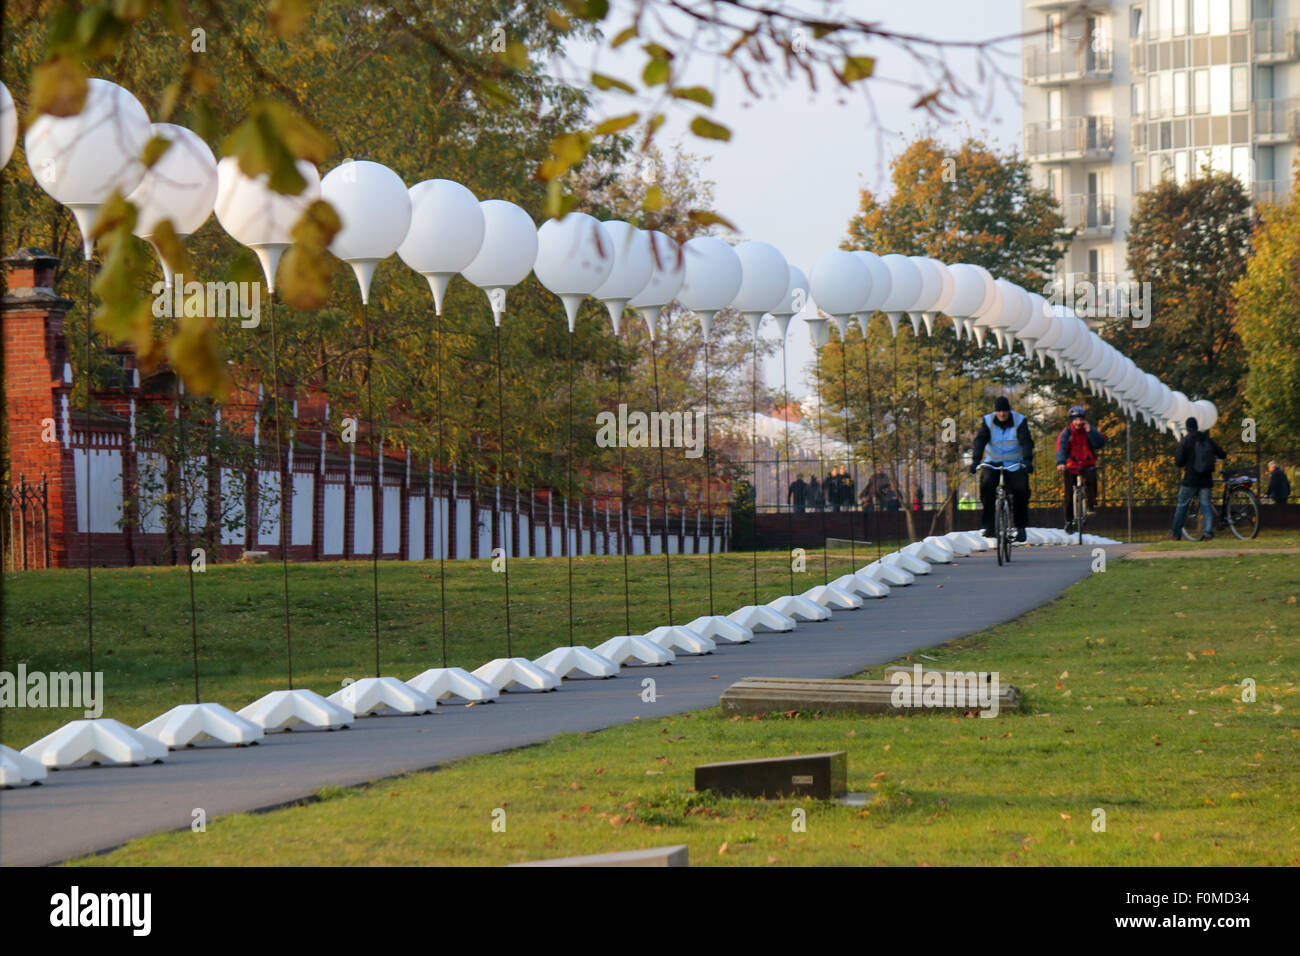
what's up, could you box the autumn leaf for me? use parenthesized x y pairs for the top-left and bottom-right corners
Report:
(149, 219), (192, 280)
(611, 25), (638, 48)
(591, 72), (635, 93)
(594, 113), (639, 135)
(29, 55), (88, 118)
(843, 56), (876, 83)
(279, 244), (334, 310)
(291, 200), (342, 248)
(142, 134), (173, 169)
(687, 209), (737, 231)
(689, 116), (731, 141)
(642, 58), (670, 87)
(269, 0), (313, 38)
(671, 86), (714, 107)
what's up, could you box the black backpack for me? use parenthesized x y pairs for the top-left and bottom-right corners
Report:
(1191, 433), (1216, 475)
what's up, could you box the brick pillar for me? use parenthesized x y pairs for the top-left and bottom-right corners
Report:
(3, 248), (75, 567)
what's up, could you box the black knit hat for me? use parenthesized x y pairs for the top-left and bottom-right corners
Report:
(994, 396), (1012, 412)
(1186, 417), (1198, 432)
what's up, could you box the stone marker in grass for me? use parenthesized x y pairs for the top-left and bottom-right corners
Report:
(509, 845), (689, 867)
(720, 674), (1022, 717)
(695, 751), (847, 800)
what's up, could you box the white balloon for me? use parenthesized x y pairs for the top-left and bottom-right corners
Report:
(214, 156), (321, 291)
(593, 221), (654, 332)
(533, 212), (614, 331)
(879, 253), (922, 336)
(732, 240), (789, 334)
(852, 250), (892, 316)
(130, 124), (217, 239)
(0, 81), (17, 170)
(769, 265), (809, 340)
(397, 179), (485, 314)
(907, 257), (945, 335)
(675, 236), (742, 337)
(946, 264), (996, 344)
(320, 160), (412, 304)
(1191, 399), (1218, 431)
(810, 250), (870, 322)
(25, 79), (152, 257)
(461, 199), (538, 324)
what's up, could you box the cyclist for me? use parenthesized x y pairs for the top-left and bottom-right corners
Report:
(969, 395), (1034, 542)
(1170, 416), (1226, 540)
(1056, 405), (1107, 533)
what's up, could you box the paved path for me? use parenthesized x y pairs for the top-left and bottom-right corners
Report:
(0, 543), (1135, 866)
(1129, 546), (1300, 559)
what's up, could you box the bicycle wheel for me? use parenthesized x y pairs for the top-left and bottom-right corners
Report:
(1182, 497), (1204, 541)
(1074, 481), (1086, 545)
(1225, 488), (1260, 539)
(995, 492), (1006, 566)
(1000, 495), (1013, 564)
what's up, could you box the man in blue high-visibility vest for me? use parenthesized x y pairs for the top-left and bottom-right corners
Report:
(969, 395), (1035, 541)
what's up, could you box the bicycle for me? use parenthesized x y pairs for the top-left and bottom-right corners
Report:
(1067, 470), (1088, 545)
(1182, 474), (1261, 541)
(978, 462), (1017, 566)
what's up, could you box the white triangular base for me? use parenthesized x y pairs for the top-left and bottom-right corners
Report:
(138, 703), (264, 749)
(767, 594), (832, 621)
(643, 625), (716, 656)
(327, 677), (439, 716)
(593, 636), (676, 666)
(728, 605), (796, 632)
(860, 560), (914, 586)
(1, 745), (49, 787)
(685, 615), (753, 644)
(406, 667), (499, 702)
(21, 719), (167, 769)
(533, 646), (620, 679)
(882, 551), (931, 575)
(941, 532), (973, 555)
(958, 531), (990, 551)
(919, 537), (957, 561)
(903, 539), (950, 563)
(238, 689), (352, 732)
(831, 572), (890, 599)
(802, 584), (863, 609)
(471, 658), (561, 692)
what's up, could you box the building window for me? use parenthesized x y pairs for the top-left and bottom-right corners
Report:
(1175, 149), (1190, 183)
(1210, 63), (1230, 114)
(1231, 64), (1248, 111)
(1132, 6), (1145, 38)
(1133, 161), (1148, 192)
(1232, 145), (1252, 184)
(1133, 82), (1147, 115)
(1174, 0), (1188, 35)
(1174, 70), (1189, 114)
(1193, 68), (1210, 113)
(1231, 0), (1249, 30)
(1047, 12), (1063, 51)
(1192, 0), (1210, 34)
(1210, 0), (1231, 35)
(1048, 89), (1063, 129)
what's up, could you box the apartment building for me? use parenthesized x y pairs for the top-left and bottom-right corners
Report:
(1023, 0), (1300, 286)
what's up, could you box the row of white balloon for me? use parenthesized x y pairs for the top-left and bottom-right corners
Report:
(10, 78), (1215, 435)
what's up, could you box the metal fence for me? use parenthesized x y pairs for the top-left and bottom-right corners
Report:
(2, 474), (51, 570)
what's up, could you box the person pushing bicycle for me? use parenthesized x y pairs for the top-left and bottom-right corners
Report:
(969, 395), (1034, 542)
(1056, 405), (1106, 534)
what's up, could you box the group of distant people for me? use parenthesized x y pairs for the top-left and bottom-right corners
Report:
(786, 468), (917, 514)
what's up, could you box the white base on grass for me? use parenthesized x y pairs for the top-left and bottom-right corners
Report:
(406, 667), (499, 702)
(861, 559), (915, 586)
(643, 625), (716, 655)
(801, 584), (863, 610)
(831, 572), (890, 599)
(471, 658), (562, 692)
(684, 615), (754, 644)
(238, 689), (352, 732)
(327, 677), (440, 717)
(593, 636), (676, 666)
(138, 703), (264, 749)
(0, 745), (48, 787)
(21, 719), (167, 769)
(728, 605), (797, 632)
(767, 594), (831, 621)
(533, 646), (620, 679)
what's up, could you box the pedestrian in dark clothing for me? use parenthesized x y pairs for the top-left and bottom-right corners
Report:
(787, 474), (808, 514)
(1266, 461), (1291, 504)
(808, 475), (824, 511)
(840, 470), (856, 513)
(1170, 417), (1226, 540)
(827, 466), (841, 511)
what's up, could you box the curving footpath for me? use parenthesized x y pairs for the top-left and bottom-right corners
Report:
(0, 534), (1134, 866)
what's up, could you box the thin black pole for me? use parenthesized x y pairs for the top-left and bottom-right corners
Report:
(750, 320), (760, 604)
(613, 320), (631, 634)
(83, 261), (94, 679)
(566, 325), (575, 646)
(649, 325), (674, 623)
(494, 321), (513, 656)
(813, 336), (830, 585)
(702, 331), (716, 615)
(839, 323), (856, 574)
(363, 301), (382, 676)
(780, 321), (794, 594)
(1125, 414), (1133, 544)
(175, 380), (201, 704)
(434, 306), (449, 668)
(267, 290), (295, 687)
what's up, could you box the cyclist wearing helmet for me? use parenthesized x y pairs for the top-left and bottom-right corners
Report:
(969, 395), (1034, 542)
(1056, 405), (1107, 533)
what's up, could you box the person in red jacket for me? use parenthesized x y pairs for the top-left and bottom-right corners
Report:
(1056, 405), (1107, 533)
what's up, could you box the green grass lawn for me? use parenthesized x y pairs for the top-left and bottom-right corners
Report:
(1136, 530), (1300, 552)
(66, 552), (1300, 867)
(2, 547), (881, 747)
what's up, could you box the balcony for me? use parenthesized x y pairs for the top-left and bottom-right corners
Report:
(1253, 18), (1300, 62)
(1130, 40), (1146, 74)
(1024, 41), (1114, 84)
(1025, 116), (1115, 162)
(1062, 194), (1116, 236)
(1131, 119), (1148, 152)
(1254, 97), (1300, 143)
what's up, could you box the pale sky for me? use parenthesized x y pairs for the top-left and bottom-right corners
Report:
(559, 0), (1024, 395)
